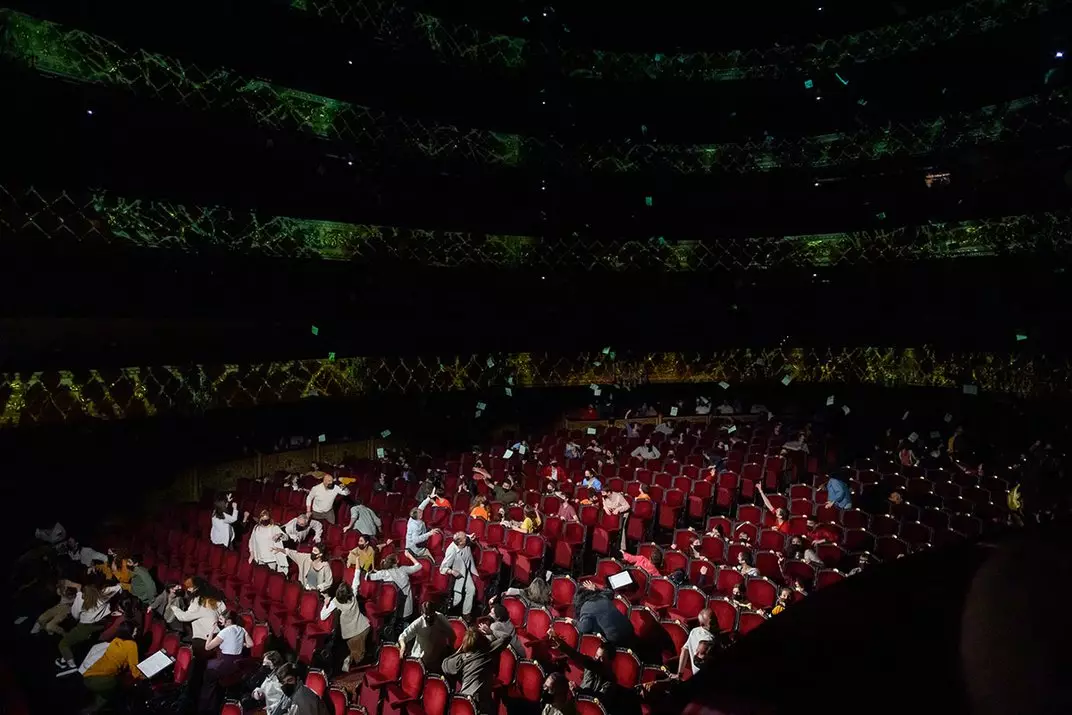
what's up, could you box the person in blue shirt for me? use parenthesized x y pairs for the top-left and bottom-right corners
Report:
(581, 469), (603, 492)
(824, 475), (853, 509)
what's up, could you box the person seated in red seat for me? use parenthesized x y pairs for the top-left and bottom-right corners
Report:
(678, 608), (715, 678)
(602, 486), (630, 517)
(728, 583), (753, 610)
(619, 543), (664, 578)
(580, 404), (599, 420)
(635, 483), (653, 501)
(735, 551), (760, 578)
(543, 459), (568, 485)
(540, 672), (575, 715)
(546, 623), (642, 715)
(429, 487), (452, 510)
(554, 493), (579, 522)
(757, 485), (790, 534)
(770, 587), (795, 616)
(807, 519), (840, 545)
(578, 488), (599, 507)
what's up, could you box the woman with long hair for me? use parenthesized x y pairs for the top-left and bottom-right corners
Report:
(56, 574), (123, 675)
(81, 620), (142, 712)
(441, 624), (511, 714)
(210, 496), (244, 548)
(320, 581), (370, 671)
(496, 576), (552, 608)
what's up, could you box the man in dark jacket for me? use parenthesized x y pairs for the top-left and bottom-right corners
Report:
(572, 580), (635, 648)
(271, 663), (329, 715)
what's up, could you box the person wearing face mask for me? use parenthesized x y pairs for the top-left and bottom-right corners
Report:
(441, 624), (511, 715)
(320, 582), (370, 671)
(282, 513), (323, 547)
(540, 672), (576, 715)
(273, 545), (333, 593)
(170, 578), (226, 711)
(200, 610), (254, 712)
(545, 628), (642, 715)
(210, 496), (245, 548)
(271, 662), (329, 715)
(678, 608), (715, 678)
(630, 439), (661, 461)
(398, 601), (455, 673)
(250, 510), (289, 572)
(343, 496), (382, 537)
(345, 534), (391, 573)
(241, 651), (284, 713)
(305, 473), (350, 525)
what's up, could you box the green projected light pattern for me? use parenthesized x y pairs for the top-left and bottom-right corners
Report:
(4, 10), (1070, 175)
(3, 186), (1072, 270)
(294, 0), (1065, 82)
(0, 347), (1062, 426)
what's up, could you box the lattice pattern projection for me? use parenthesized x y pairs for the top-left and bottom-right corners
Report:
(294, 0), (1066, 81)
(4, 10), (1070, 174)
(0, 348), (1064, 426)
(3, 186), (1072, 270)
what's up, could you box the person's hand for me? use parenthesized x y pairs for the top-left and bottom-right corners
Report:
(342, 525), (351, 533)
(488, 595), (498, 605)
(271, 547), (285, 554)
(477, 621), (491, 635)
(243, 511), (250, 520)
(581, 579), (597, 591)
(252, 688), (264, 701)
(824, 501), (833, 509)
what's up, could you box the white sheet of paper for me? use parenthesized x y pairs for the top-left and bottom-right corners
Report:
(502, 449), (514, 459)
(963, 385), (978, 395)
(593, 387), (601, 396)
(486, 357), (495, 367)
(719, 381), (730, 390)
(475, 410), (482, 418)
(929, 431), (940, 439)
(13, 616), (27, 625)
(902, 411), (910, 421)
(137, 650), (175, 679)
(476, 402), (487, 410)
(944, 413), (953, 423)
(781, 375), (793, 386)
(318, 434), (326, 443)
(842, 406), (851, 415)
(376, 447), (385, 459)
(519, 445), (527, 455)
(504, 387), (512, 397)
(586, 427), (597, 435)
(727, 425), (737, 434)
(381, 430), (391, 438)
(826, 396), (835, 406)
(908, 432), (918, 443)
(670, 407), (678, 416)
(607, 571), (633, 590)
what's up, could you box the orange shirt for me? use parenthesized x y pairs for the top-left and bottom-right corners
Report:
(470, 505), (490, 520)
(432, 496), (452, 509)
(634, 493), (652, 501)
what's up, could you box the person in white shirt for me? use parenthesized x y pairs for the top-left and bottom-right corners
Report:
(678, 609), (715, 677)
(320, 582), (370, 671)
(283, 513), (323, 545)
(360, 550), (423, 618)
(398, 601), (455, 673)
(210, 496), (246, 548)
(244, 652), (285, 714)
(64, 539), (109, 569)
(249, 510), (288, 572)
(695, 396), (712, 415)
(716, 401), (735, 415)
(630, 439), (661, 460)
(275, 545), (333, 593)
(171, 577), (227, 655)
(305, 473), (350, 524)
(56, 579), (123, 673)
(344, 497), (382, 537)
(440, 532), (477, 617)
(201, 610), (253, 712)
(654, 421), (674, 436)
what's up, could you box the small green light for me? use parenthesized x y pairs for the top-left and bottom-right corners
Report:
(836, 73), (849, 85)
(645, 196), (653, 207)
(311, 325), (319, 336)
(804, 79), (814, 89)
(876, 212), (887, 220)
(327, 352), (335, 361)
(1016, 334), (1028, 342)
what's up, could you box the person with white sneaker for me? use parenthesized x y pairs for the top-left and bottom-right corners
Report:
(31, 579), (80, 636)
(55, 577), (123, 676)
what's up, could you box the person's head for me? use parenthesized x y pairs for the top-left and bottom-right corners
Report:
(295, 513), (310, 529)
(409, 507), (421, 520)
(650, 547), (664, 569)
(322, 473), (334, 488)
(492, 604), (510, 623)
(644, 438), (652, 447)
(275, 663), (301, 697)
(858, 553), (871, 568)
(730, 583), (744, 600)
(778, 587), (792, 603)
(584, 469), (593, 479)
(542, 672), (569, 704)
(420, 601), (439, 625)
(453, 532), (468, 548)
(525, 577), (551, 604)
(774, 507), (787, 522)
(114, 621), (138, 642)
(262, 650), (283, 671)
(460, 627), (489, 653)
(587, 488), (597, 501)
(889, 491), (904, 505)
(213, 500), (229, 519)
(219, 609), (238, 628)
(127, 554), (141, 568)
(356, 534), (370, 550)
(738, 551), (753, 566)
(258, 509), (273, 526)
(309, 545), (324, 562)
(523, 505), (536, 519)
(593, 643), (612, 665)
(183, 577), (199, 597)
(377, 473), (387, 483)
(805, 519), (817, 531)
(335, 582), (354, 604)
(697, 608), (713, 631)
(473, 494), (487, 507)
(381, 554), (398, 570)
(638, 483), (649, 495)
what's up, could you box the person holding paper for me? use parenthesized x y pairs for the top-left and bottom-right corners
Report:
(406, 497), (439, 557)
(305, 472), (350, 524)
(757, 485), (791, 534)
(654, 420), (674, 436)
(81, 620), (142, 711)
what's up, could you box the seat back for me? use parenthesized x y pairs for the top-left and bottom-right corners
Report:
(305, 669), (327, 697)
(161, 632), (181, 657)
(646, 577), (675, 607)
(173, 646), (193, 684)
(501, 596), (527, 627)
(448, 696), (477, 715)
(400, 658), (426, 697)
(611, 649), (641, 688)
(513, 660), (545, 702)
(493, 646), (517, 689)
(251, 622), (270, 658)
(328, 688), (348, 715)
(423, 675), (450, 715)
(525, 607), (552, 639)
(220, 701), (243, 715)
(376, 643), (403, 679)
(550, 576), (576, 609)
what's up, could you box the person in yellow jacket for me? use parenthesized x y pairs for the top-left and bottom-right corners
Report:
(82, 621), (142, 710)
(94, 553), (132, 592)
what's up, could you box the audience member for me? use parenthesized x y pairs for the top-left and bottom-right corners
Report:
(771, 587), (794, 615)
(344, 497), (382, 537)
(735, 551), (760, 578)
(824, 473), (853, 510)
(125, 554), (157, 605)
(757, 485), (790, 534)
(57, 575), (123, 675)
(283, 513), (324, 546)
(251, 510), (289, 572)
(275, 545), (333, 593)
(489, 604), (524, 654)
(621, 544), (663, 578)
(631, 439), (661, 460)
(602, 486), (630, 516)
(362, 551), (422, 618)
(273, 662), (330, 715)
(441, 624), (511, 715)
(555, 494), (578, 521)
(210, 496), (244, 548)
(469, 495), (491, 521)
(573, 580), (634, 648)
(240, 651), (285, 713)
(678, 608), (715, 677)
(440, 532), (478, 616)
(580, 469), (602, 492)
(306, 473), (350, 524)
(540, 672), (576, 715)
(494, 577), (552, 609)
(200, 609), (254, 712)
(399, 602), (455, 673)
(32, 578), (79, 636)
(81, 620), (142, 712)
(346, 534), (390, 573)
(546, 628), (642, 715)
(320, 582), (370, 671)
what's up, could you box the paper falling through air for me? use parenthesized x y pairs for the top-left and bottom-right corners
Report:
(381, 430), (391, 438)
(475, 410), (482, 418)
(902, 411), (910, 420)
(476, 402), (487, 410)
(318, 434), (326, 443)
(505, 387), (513, 397)
(592, 387), (602, 396)
(507, 376), (514, 385)
(1016, 333), (1028, 342)
(502, 449), (514, 459)
(826, 395), (835, 406)
(670, 407), (679, 417)
(930, 431), (941, 439)
(328, 352), (335, 361)
(719, 381), (730, 390)
(963, 385), (978, 395)
(842, 406), (851, 415)
(602, 346), (611, 355)
(781, 375), (793, 386)
(586, 427), (597, 435)
(908, 432), (919, 443)
(727, 425), (737, 434)
(486, 357), (495, 368)
(376, 447), (385, 459)
(590, 383), (600, 392)
(13, 616), (27, 625)
(310, 325), (319, 336)
(944, 413), (953, 423)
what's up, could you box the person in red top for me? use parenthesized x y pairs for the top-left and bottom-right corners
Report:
(621, 546), (663, 578)
(757, 485), (790, 534)
(542, 459), (568, 485)
(806, 519), (840, 544)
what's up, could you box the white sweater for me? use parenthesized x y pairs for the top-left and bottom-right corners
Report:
(249, 524), (287, 568)
(172, 597), (227, 641)
(306, 483), (350, 514)
(72, 585), (123, 624)
(210, 507), (239, 547)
